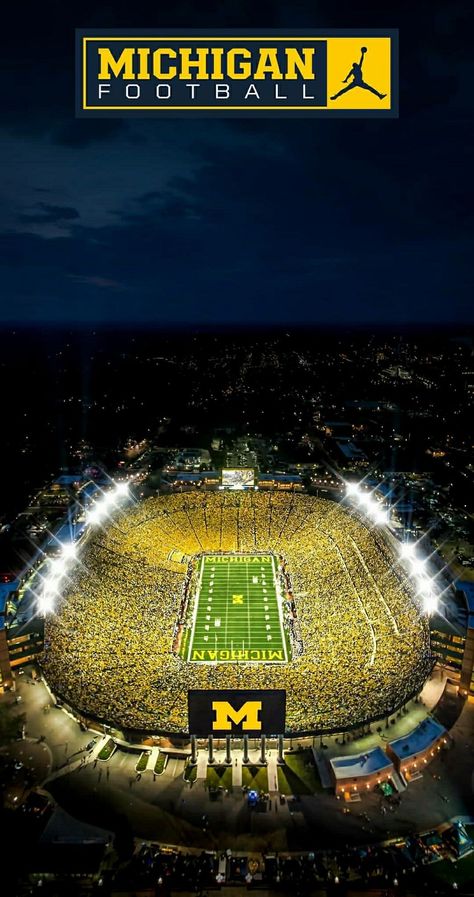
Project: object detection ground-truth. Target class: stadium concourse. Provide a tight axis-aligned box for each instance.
[41,492,433,737]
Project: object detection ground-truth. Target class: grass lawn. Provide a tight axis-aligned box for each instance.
[277,749,322,795]
[184,762,197,783]
[135,751,149,773]
[154,752,167,775]
[207,765,234,790]
[97,738,115,761]
[242,764,268,792]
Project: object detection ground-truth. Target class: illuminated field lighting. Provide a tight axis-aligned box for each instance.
[60,543,77,560]
[39,593,55,614]
[399,542,416,561]
[372,508,389,526]
[410,558,426,577]
[48,557,67,578]
[85,482,130,527]
[87,505,108,525]
[423,592,438,615]
[416,577,433,596]
[43,579,60,596]
[345,482,360,497]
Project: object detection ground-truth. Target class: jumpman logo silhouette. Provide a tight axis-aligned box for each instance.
[330,47,386,101]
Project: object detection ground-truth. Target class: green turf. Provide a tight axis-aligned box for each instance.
[242,765,269,792]
[277,749,322,795]
[187,554,288,664]
[183,762,197,783]
[97,738,115,761]
[136,751,149,772]
[207,765,234,790]
[154,753,167,775]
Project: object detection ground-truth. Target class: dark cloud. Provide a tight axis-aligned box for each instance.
[0,0,472,324]
[19,203,80,224]
[68,274,126,290]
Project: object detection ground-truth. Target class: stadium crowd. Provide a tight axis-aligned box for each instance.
[42,492,433,734]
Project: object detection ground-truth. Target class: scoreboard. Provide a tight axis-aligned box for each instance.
[221,468,255,489]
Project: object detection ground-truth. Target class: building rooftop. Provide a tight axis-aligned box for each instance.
[388,717,446,760]
[330,746,393,779]
[459,581,474,627]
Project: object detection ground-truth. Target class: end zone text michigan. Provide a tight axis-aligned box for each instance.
[77,29,398,117]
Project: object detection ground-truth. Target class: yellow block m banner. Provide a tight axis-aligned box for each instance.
[188,689,286,736]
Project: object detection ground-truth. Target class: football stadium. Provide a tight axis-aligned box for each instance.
[41,491,433,736]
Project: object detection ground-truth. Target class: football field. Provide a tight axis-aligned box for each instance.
[187,554,288,663]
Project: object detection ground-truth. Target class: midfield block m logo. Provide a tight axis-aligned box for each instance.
[212,700,262,732]
[188,689,286,737]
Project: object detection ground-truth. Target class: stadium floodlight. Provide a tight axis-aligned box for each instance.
[48,557,67,578]
[399,542,416,561]
[114,481,130,497]
[39,579,60,613]
[38,593,54,614]
[60,543,77,561]
[87,504,107,526]
[416,577,434,598]
[345,482,360,498]
[43,578,60,596]
[410,558,426,577]
[372,508,389,526]
[423,592,438,615]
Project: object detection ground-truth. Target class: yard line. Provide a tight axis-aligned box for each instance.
[273,555,288,662]
[245,557,252,650]
[225,556,230,651]
[188,555,205,662]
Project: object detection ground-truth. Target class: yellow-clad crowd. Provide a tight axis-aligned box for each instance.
[42,492,432,734]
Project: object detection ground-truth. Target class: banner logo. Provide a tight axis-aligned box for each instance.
[212,700,262,732]
[76,29,398,117]
[188,689,286,736]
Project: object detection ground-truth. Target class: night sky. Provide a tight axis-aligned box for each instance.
[0,1,472,326]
